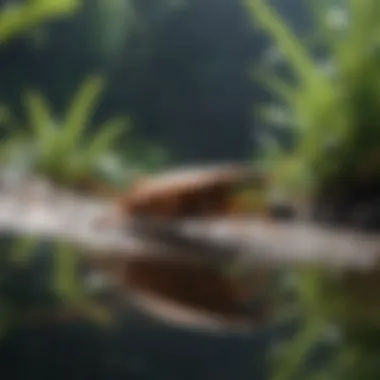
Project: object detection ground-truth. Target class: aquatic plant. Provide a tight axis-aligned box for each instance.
[0,0,105,340]
[0,74,135,337]
[0,75,129,192]
[247,0,380,379]
[0,0,81,44]
[0,68,172,343]
[250,0,380,201]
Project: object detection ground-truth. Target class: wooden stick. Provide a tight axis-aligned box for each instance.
[146,218,380,271]
[0,175,378,271]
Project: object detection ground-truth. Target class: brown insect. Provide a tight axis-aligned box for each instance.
[119,163,268,219]
[112,163,274,328]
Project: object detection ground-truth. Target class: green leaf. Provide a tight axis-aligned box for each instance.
[246,0,323,86]
[253,70,296,104]
[23,90,53,142]
[63,75,106,152]
[256,104,293,130]
[0,0,80,44]
[87,117,127,157]
[273,318,324,380]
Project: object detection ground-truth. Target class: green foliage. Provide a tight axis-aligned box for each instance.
[248,0,380,200]
[0,76,126,335]
[0,0,85,340]
[53,243,111,324]
[247,1,380,380]
[0,0,172,348]
[0,0,81,44]
[0,73,166,335]
[0,75,129,189]
[0,0,119,342]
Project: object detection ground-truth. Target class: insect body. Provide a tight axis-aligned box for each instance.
[119,163,267,219]
[115,163,273,326]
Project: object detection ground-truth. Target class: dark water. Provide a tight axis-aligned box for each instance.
[0,309,274,380]
[0,240,271,380]
[0,239,332,380]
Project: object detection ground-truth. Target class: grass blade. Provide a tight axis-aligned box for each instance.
[63,75,106,151]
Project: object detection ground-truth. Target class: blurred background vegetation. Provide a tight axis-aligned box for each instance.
[0,0,310,165]
[1,1,380,380]
[0,2,298,380]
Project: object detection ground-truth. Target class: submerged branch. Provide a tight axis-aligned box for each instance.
[130,217,380,271]
[0,173,378,271]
